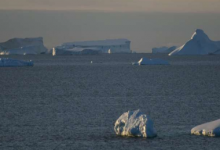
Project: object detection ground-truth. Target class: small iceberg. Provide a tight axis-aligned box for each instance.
[114,109,157,138]
[191,119,220,137]
[132,57,169,65]
[0,58,34,67]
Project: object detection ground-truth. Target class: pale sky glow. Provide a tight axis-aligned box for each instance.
[0,1,220,52]
[0,0,220,13]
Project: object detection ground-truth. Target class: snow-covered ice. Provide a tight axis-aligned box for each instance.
[114,109,157,138]
[191,119,220,137]
[0,37,48,55]
[132,57,169,65]
[0,58,33,67]
[169,29,220,56]
[152,46,177,54]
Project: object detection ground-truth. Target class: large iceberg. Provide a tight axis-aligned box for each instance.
[52,47,101,55]
[152,46,177,54]
[132,57,169,65]
[53,39,131,55]
[0,37,48,55]
[114,109,157,138]
[191,119,220,137]
[169,29,220,56]
[0,58,33,67]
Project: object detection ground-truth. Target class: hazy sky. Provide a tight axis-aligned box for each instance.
[0,0,220,13]
[0,1,220,52]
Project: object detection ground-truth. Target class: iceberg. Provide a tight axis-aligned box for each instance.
[114,109,157,138]
[132,57,169,65]
[0,58,33,67]
[53,39,131,55]
[191,119,220,137]
[0,37,48,55]
[52,47,101,55]
[213,49,220,55]
[169,29,220,56]
[152,46,177,54]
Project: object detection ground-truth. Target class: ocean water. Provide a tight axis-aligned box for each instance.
[1,54,220,150]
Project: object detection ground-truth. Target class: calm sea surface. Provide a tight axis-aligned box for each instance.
[1,54,220,150]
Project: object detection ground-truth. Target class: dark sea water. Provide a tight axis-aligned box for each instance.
[1,54,220,150]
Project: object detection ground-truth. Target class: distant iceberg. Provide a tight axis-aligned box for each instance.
[53,39,131,55]
[132,57,169,65]
[0,58,33,67]
[169,29,220,56]
[191,119,220,137]
[114,109,157,138]
[152,46,177,54]
[0,37,48,55]
[53,47,101,55]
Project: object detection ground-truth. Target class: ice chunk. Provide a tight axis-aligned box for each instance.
[191,119,220,137]
[132,57,169,65]
[114,109,157,138]
[0,58,33,67]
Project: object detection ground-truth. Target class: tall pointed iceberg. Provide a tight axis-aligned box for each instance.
[169,29,220,56]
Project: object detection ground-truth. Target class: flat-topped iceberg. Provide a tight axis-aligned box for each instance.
[52,47,101,55]
[0,37,48,55]
[0,58,33,67]
[114,109,157,138]
[53,39,131,55]
[169,29,220,56]
[191,119,220,137]
[132,57,169,65]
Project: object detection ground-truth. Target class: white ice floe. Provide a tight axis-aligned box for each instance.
[114,109,157,138]
[0,37,48,55]
[191,119,220,137]
[169,29,220,56]
[132,57,169,65]
[0,58,33,67]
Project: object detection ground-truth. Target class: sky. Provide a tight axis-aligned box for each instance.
[0,0,220,52]
[1,0,220,13]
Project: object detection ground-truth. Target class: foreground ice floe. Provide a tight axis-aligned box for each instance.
[132,57,169,65]
[191,119,220,137]
[114,109,157,138]
[0,58,33,67]
[169,29,220,56]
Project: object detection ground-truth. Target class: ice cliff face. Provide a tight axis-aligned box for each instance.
[169,29,220,56]
[191,119,220,137]
[0,37,48,55]
[114,110,157,138]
